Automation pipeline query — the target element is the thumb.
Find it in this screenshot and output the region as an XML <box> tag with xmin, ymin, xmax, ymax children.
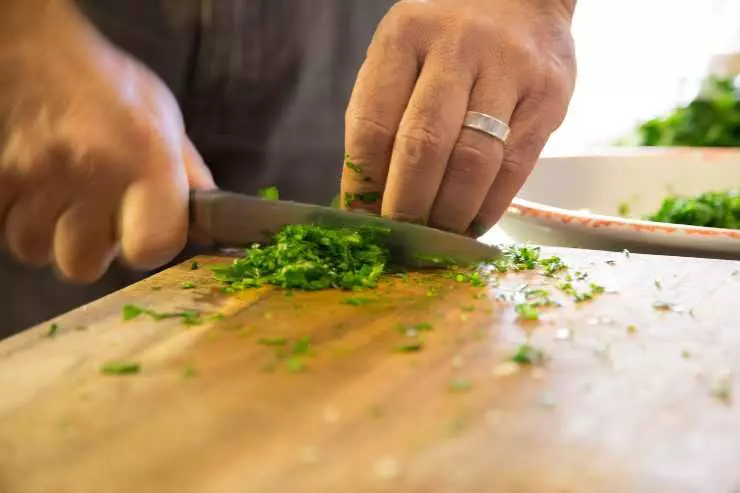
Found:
<box><xmin>183</xmin><ymin>138</ymin><xmax>216</xmax><ymax>190</ymax></box>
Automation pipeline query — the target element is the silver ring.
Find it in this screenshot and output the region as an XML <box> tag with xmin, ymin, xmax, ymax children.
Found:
<box><xmin>462</xmin><ymin>111</ymin><xmax>510</xmax><ymax>143</ymax></box>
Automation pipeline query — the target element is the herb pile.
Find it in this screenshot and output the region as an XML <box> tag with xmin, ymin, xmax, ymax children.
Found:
<box><xmin>646</xmin><ymin>189</ymin><xmax>740</xmax><ymax>229</ymax></box>
<box><xmin>634</xmin><ymin>76</ymin><xmax>740</xmax><ymax>147</ymax></box>
<box><xmin>213</xmin><ymin>224</ymin><xmax>391</xmax><ymax>291</ymax></box>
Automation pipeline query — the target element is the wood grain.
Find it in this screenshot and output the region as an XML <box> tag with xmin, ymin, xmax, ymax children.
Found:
<box><xmin>2</xmin><ymin>248</ymin><xmax>740</xmax><ymax>493</ymax></box>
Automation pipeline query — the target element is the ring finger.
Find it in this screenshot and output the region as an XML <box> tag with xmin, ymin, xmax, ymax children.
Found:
<box><xmin>428</xmin><ymin>75</ymin><xmax>517</xmax><ymax>233</ymax></box>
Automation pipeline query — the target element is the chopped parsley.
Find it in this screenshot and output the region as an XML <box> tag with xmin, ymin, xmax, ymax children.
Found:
<box><xmin>122</xmin><ymin>304</ymin><xmax>203</xmax><ymax>325</ymax></box>
<box><xmin>397</xmin><ymin>341</ymin><xmax>423</xmax><ymax>353</ymax></box>
<box><xmin>257</xmin><ymin>186</ymin><xmax>280</xmax><ymax>201</ymax></box>
<box><xmin>344</xmin><ymin>158</ymin><xmax>363</xmax><ymax>174</ymax></box>
<box><xmin>213</xmin><ymin>224</ymin><xmax>390</xmax><ymax>292</ymax></box>
<box><xmin>515</xmin><ymin>302</ymin><xmax>540</xmax><ymax>321</ymax></box>
<box><xmin>494</xmin><ymin>245</ymin><xmax>542</xmax><ymax>272</ymax></box>
<box><xmin>647</xmin><ymin>189</ymin><xmax>740</xmax><ymax>229</ymax></box>
<box><xmin>47</xmin><ymin>323</ymin><xmax>59</xmax><ymax>338</ymax></box>
<box><xmin>343</xmin><ymin>191</ymin><xmax>382</xmax><ymax>208</ymax></box>
<box><xmin>190</xmin><ymin>261</ymin><xmax>200</xmax><ymax>270</ymax></box>
<box><xmin>341</xmin><ymin>296</ymin><xmax>376</xmax><ymax>306</ymax></box>
<box><xmin>101</xmin><ymin>361</ymin><xmax>140</xmax><ymax>375</ymax></box>
<box><xmin>511</xmin><ymin>344</ymin><xmax>546</xmax><ymax>366</ymax></box>
<box><xmin>181</xmin><ymin>281</ymin><xmax>196</xmax><ymax>290</ymax></box>
<box><xmin>635</xmin><ymin>76</ymin><xmax>740</xmax><ymax>148</ymax></box>
<box><xmin>258</xmin><ymin>337</ymin><xmax>289</xmax><ymax>347</ymax></box>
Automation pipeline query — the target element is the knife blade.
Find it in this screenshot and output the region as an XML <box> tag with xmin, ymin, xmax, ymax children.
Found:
<box><xmin>189</xmin><ymin>189</ymin><xmax>501</xmax><ymax>267</ymax></box>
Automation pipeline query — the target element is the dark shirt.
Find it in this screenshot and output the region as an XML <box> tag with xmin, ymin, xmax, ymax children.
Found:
<box><xmin>0</xmin><ymin>0</ymin><xmax>396</xmax><ymax>338</ymax></box>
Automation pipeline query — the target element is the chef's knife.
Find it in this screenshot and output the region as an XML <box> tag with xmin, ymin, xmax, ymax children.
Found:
<box><xmin>189</xmin><ymin>189</ymin><xmax>502</xmax><ymax>267</ymax></box>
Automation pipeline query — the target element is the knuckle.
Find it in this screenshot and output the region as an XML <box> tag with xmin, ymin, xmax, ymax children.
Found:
<box><xmin>501</xmin><ymin>133</ymin><xmax>544</xmax><ymax>176</ymax></box>
<box><xmin>345</xmin><ymin>112</ymin><xmax>396</xmax><ymax>154</ymax></box>
<box><xmin>394</xmin><ymin>124</ymin><xmax>444</xmax><ymax>163</ymax></box>
<box><xmin>381</xmin><ymin>2</ymin><xmax>432</xmax><ymax>42</ymax></box>
<box><xmin>456</xmin><ymin>14</ymin><xmax>498</xmax><ymax>47</ymax></box>
<box><xmin>449</xmin><ymin>140</ymin><xmax>497</xmax><ymax>180</ymax></box>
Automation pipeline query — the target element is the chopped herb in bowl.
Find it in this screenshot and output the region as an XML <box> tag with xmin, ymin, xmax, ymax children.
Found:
<box><xmin>633</xmin><ymin>76</ymin><xmax>740</xmax><ymax>148</ymax></box>
<box><xmin>646</xmin><ymin>189</ymin><xmax>740</xmax><ymax>229</ymax></box>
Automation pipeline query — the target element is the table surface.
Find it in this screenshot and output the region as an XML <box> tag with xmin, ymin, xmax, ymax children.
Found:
<box><xmin>2</xmin><ymin>248</ymin><xmax>740</xmax><ymax>493</ymax></box>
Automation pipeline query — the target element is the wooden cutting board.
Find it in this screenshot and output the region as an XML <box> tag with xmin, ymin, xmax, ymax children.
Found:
<box><xmin>2</xmin><ymin>247</ymin><xmax>740</xmax><ymax>493</ymax></box>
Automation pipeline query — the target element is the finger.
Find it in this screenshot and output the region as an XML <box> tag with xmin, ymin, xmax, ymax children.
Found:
<box><xmin>54</xmin><ymin>197</ymin><xmax>118</xmax><ymax>283</ymax></box>
<box><xmin>342</xmin><ymin>29</ymin><xmax>420</xmax><ymax>213</ymax></box>
<box><xmin>475</xmin><ymin>99</ymin><xmax>555</xmax><ymax>230</ymax></box>
<box><xmin>0</xmin><ymin>172</ymin><xmax>19</xmax><ymax>241</ymax></box>
<box><xmin>427</xmin><ymin>76</ymin><xmax>517</xmax><ymax>233</ymax></box>
<box><xmin>380</xmin><ymin>59</ymin><xmax>474</xmax><ymax>223</ymax></box>
<box><xmin>183</xmin><ymin>138</ymin><xmax>216</xmax><ymax>190</ymax></box>
<box><xmin>119</xmin><ymin>143</ymin><xmax>189</xmax><ymax>270</ymax></box>
<box><xmin>4</xmin><ymin>187</ymin><xmax>71</xmax><ymax>266</ymax></box>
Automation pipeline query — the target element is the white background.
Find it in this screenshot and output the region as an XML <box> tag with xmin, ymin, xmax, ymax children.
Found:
<box><xmin>545</xmin><ymin>0</ymin><xmax>740</xmax><ymax>153</ymax></box>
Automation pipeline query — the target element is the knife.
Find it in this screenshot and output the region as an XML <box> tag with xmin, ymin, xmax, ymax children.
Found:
<box><xmin>189</xmin><ymin>189</ymin><xmax>501</xmax><ymax>267</ymax></box>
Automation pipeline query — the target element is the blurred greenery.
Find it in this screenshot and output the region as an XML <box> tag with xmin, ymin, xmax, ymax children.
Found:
<box><xmin>646</xmin><ymin>189</ymin><xmax>740</xmax><ymax>229</ymax></box>
<box><xmin>629</xmin><ymin>76</ymin><xmax>740</xmax><ymax>147</ymax></box>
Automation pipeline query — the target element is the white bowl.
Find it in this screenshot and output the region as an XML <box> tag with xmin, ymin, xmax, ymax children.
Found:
<box><xmin>499</xmin><ymin>148</ymin><xmax>740</xmax><ymax>259</ymax></box>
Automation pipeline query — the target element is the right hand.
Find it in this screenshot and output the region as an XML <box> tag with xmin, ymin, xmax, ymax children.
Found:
<box><xmin>0</xmin><ymin>4</ymin><xmax>215</xmax><ymax>282</ymax></box>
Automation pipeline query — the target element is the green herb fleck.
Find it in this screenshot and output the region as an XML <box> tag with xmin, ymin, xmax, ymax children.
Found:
<box><xmin>123</xmin><ymin>304</ymin><xmax>146</xmax><ymax>321</ymax></box>
<box><xmin>540</xmin><ymin>256</ymin><xmax>568</xmax><ymax>276</ymax></box>
<box><xmin>182</xmin><ymin>365</ymin><xmax>198</xmax><ymax>378</ymax></box>
<box><xmin>448</xmin><ymin>378</ymin><xmax>472</xmax><ymax>393</ymax></box>
<box><xmin>101</xmin><ymin>361</ymin><xmax>141</xmax><ymax>375</ymax></box>
<box><xmin>574</xmin><ymin>284</ymin><xmax>605</xmax><ymax>303</ymax></box>
<box><xmin>257</xmin><ymin>186</ymin><xmax>280</xmax><ymax>201</ymax></box>
<box><xmin>357</xmin><ymin>191</ymin><xmax>381</xmax><ymax>204</ymax></box>
<box><xmin>345</xmin><ymin>158</ymin><xmax>362</xmax><ymax>174</ymax></box>
<box><xmin>190</xmin><ymin>261</ymin><xmax>200</xmax><ymax>270</ymax></box>
<box><xmin>285</xmin><ymin>356</ymin><xmax>306</xmax><ymax>373</ymax></box>
<box><xmin>627</xmin><ymin>324</ymin><xmax>638</xmax><ymax>334</ymax></box>
<box><xmin>511</xmin><ymin>344</ymin><xmax>547</xmax><ymax>366</ymax></box>
<box><xmin>617</xmin><ymin>202</ymin><xmax>630</xmax><ymax>217</ymax></box>
<box><xmin>341</xmin><ymin>296</ymin><xmax>376</xmax><ymax>306</ymax></box>
<box><xmin>122</xmin><ymin>304</ymin><xmax>204</xmax><ymax>326</ymax></box>
<box><xmin>258</xmin><ymin>337</ymin><xmax>289</xmax><ymax>347</ymax></box>
<box><xmin>47</xmin><ymin>323</ymin><xmax>59</xmax><ymax>338</ymax></box>
<box><xmin>397</xmin><ymin>341</ymin><xmax>424</xmax><ymax>353</ymax></box>
<box><xmin>515</xmin><ymin>302</ymin><xmax>540</xmax><ymax>321</ymax></box>
<box><xmin>181</xmin><ymin>281</ymin><xmax>196</xmax><ymax>290</ymax></box>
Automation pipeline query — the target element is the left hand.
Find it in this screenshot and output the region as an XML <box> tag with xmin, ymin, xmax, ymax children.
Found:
<box><xmin>341</xmin><ymin>0</ymin><xmax>576</xmax><ymax>235</ymax></box>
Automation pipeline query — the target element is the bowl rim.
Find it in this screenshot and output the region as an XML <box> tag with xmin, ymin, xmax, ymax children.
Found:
<box><xmin>507</xmin><ymin>198</ymin><xmax>740</xmax><ymax>240</ymax></box>
<box><xmin>539</xmin><ymin>146</ymin><xmax>740</xmax><ymax>160</ymax></box>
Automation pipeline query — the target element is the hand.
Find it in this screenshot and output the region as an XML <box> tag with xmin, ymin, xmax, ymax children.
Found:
<box><xmin>342</xmin><ymin>0</ymin><xmax>576</xmax><ymax>235</ymax></box>
<box><xmin>0</xmin><ymin>4</ymin><xmax>214</xmax><ymax>282</ymax></box>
